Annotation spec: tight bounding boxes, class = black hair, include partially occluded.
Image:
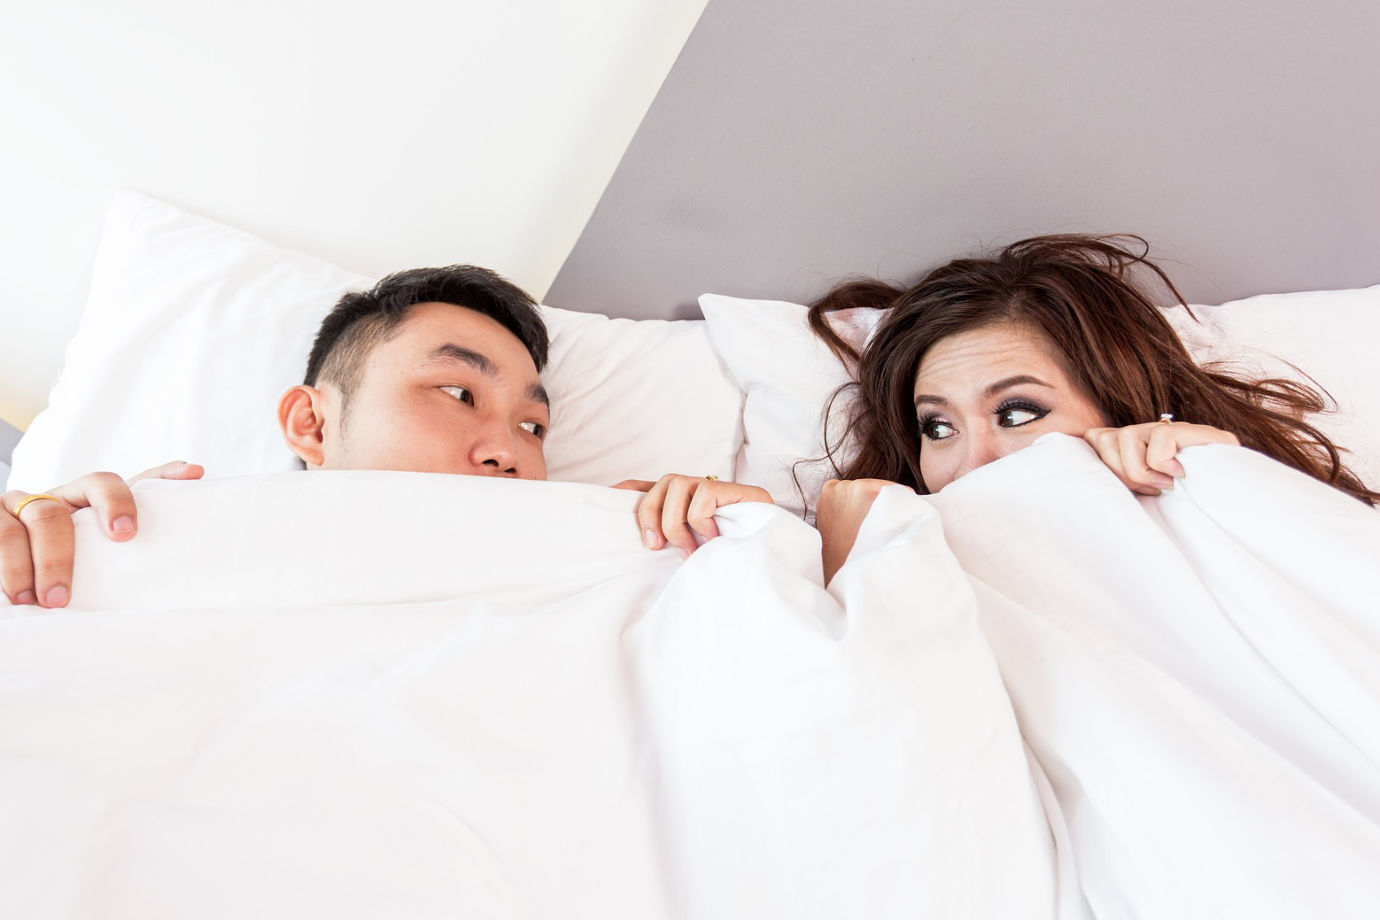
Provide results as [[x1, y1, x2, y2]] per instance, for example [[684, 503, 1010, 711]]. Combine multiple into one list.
[[304, 264, 549, 400]]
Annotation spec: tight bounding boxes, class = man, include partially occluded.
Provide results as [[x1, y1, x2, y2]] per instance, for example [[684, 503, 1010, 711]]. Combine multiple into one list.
[[1, 266, 769, 608]]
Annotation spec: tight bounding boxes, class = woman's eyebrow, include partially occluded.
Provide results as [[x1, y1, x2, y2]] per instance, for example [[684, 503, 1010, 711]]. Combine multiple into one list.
[[914, 375, 1054, 408], [985, 375, 1053, 397]]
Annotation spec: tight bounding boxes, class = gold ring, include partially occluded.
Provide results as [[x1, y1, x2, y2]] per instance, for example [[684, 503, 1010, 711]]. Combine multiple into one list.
[[12, 493, 62, 518], [705, 475, 720, 481], [1158, 413, 1174, 424]]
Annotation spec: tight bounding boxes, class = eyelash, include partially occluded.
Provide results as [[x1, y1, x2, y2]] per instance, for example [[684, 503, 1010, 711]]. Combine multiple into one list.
[[441, 385, 474, 405], [994, 399, 1050, 425], [918, 399, 1051, 441], [918, 413, 954, 441]]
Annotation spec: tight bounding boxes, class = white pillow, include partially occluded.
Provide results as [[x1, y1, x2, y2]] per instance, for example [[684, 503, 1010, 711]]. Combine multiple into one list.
[[699, 293, 880, 519], [701, 286, 1380, 517], [1166, 287, 1380, 490], [9, 191, 744, 490]]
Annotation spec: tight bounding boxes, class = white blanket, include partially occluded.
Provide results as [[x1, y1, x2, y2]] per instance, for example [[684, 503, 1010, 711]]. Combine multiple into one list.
[[0, 473, 1059, 919], [915, 435, 1380, 919], [5, 441, 1376, 919]]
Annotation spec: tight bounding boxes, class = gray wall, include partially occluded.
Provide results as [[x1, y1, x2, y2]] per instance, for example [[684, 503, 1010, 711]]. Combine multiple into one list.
[[549, 0, 1380, 319]]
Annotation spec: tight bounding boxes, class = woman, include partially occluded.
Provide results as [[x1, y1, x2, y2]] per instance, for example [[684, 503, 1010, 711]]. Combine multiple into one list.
[[807, 234, 1378, 582]]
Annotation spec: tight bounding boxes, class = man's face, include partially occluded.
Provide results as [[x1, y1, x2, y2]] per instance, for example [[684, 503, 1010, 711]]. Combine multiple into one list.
[[315, 302, 549, 479]]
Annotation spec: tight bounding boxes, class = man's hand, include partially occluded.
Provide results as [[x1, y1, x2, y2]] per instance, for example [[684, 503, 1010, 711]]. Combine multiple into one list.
[[817, 478, 904, 586], [1, 461, 203, 608], [614, 474, 773, 557]]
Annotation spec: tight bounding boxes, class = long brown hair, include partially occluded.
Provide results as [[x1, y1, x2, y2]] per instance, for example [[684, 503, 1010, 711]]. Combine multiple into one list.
[[807, 234, 1378, 504]]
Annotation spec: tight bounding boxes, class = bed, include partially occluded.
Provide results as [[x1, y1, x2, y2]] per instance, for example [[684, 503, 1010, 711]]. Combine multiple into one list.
[[4, 1, 1380, 917]]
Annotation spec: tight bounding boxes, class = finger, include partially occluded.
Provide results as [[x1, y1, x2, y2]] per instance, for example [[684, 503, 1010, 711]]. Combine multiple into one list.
[[12, 497, 76, 608], [0, 497, 37, 605], [636, 477, 673, 549], [50, 472, 139, 542], [1086, 428, 1159, 496], [1144, 427, 1187, 479], [685, 483, 722, 542], [1084, 428, 1130, 485], [129, 460, 204, 484], [611, 479, 655, 492], [1116, 425, 1174, 491], [659, 477, 700, 557], [1169, 423, 1240, 450]]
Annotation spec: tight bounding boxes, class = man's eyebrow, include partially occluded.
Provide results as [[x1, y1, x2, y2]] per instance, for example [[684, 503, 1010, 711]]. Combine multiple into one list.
[[425, 343, 547, 407], [425, 344, 495, 375], [914, 375, 1053, 408]]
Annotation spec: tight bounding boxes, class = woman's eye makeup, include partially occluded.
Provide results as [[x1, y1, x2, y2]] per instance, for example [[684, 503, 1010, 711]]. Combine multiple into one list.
[[994, 399, 1049, 427], [440, 385, 474, 405], [919, 415, 957, 441], [919, 399, 1049, 440]]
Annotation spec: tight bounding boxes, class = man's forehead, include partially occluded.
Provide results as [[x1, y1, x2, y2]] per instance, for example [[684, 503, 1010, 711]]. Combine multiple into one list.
[[395, 302, 530, 358]]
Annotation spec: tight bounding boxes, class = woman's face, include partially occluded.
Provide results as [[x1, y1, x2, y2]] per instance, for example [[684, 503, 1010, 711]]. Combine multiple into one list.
[[912, 322, 1108, 491]]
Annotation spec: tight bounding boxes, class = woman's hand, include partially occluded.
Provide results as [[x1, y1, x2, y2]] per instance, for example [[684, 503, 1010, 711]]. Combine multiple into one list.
[[614, 474, 773, 557], [817, 478, 905, 585], [1082, 421, 1238, 495], [0, 460, 203, 608]]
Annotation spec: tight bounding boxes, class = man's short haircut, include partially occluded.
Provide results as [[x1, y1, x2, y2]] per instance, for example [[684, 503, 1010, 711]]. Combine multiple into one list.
[[304, 265, 550, 400]]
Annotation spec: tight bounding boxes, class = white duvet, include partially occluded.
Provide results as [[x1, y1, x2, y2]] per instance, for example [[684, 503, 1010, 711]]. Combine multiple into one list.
[[2, 436, 1377, 919], [923, 435, 1380, 919], [0, 472, 1057, 919]]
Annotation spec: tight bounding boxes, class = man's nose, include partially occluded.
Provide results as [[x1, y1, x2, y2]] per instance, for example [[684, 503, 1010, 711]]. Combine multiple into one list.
[[470, 419, 520, 476]]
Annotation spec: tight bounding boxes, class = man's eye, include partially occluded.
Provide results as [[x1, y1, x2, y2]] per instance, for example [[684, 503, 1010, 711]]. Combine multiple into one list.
[[441, 386, 473, 405], [920, 417, 956, 441], [995, 401, 1049, 428], [519, 420, 547, 439]]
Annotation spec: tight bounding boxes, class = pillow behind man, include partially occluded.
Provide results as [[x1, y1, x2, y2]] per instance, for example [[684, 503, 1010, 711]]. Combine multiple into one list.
[[8, 190, 745, 491]]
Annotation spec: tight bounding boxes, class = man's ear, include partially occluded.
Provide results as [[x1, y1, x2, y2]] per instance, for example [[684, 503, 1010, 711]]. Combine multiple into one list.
[[278, 385, 330, 468]]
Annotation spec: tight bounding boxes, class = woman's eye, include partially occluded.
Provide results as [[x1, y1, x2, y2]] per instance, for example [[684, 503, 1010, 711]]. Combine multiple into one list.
[[920, 417, 956, 441], [441, 385, 473, 405], [996, 403, 1048, 427], [519, 420, 547, 439]]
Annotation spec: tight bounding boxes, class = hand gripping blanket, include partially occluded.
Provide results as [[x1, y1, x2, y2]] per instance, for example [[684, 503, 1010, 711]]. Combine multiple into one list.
[[0, 473, 1061, 920], [911, 434, 1380, 919]]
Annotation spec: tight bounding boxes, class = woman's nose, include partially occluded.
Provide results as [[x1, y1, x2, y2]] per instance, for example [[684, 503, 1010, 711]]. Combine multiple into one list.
[[955, 426, 1004, 480]]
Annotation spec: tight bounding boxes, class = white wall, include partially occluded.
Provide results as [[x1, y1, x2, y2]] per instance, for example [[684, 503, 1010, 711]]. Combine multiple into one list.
[[0, 0, 707, 429]]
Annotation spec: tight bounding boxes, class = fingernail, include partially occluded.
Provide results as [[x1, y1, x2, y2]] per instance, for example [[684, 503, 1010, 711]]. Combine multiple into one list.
[[112, 515, 135, 534], [643, 529, 658, 549], [16, 590, 36, 606], [44, 586, 69, 607]]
